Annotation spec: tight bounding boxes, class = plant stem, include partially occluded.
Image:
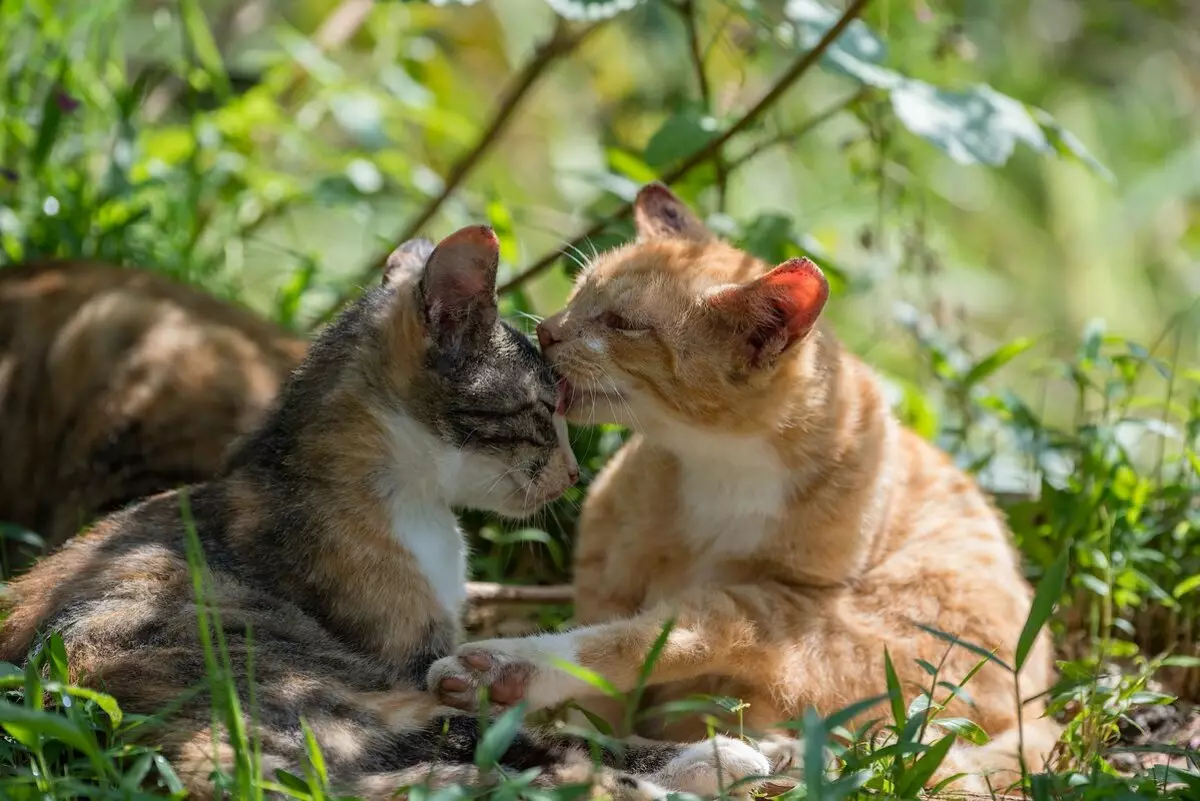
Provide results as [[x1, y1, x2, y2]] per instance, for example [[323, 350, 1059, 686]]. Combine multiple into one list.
[[499, 0, 874, 295], [675, 0, 728, 209], [313, 18, 604, 327]]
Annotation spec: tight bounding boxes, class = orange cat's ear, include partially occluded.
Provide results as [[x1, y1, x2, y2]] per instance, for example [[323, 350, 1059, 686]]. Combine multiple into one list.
[[383, 237, 435, 286], [633, 183, 713, 242], [418, 226, 500, 357], [707, 257, 829, 367]]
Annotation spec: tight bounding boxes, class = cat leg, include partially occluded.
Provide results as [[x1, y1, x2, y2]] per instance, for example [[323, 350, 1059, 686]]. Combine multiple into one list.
[[428, 583, 794, 711]]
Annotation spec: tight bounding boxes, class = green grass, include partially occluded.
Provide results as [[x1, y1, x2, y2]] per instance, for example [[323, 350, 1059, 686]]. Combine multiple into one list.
[[2, 0, 1199, 798]]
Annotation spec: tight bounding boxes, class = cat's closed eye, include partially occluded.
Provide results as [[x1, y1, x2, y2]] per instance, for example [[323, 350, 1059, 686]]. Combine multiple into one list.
[[599, 310, 647, 334]]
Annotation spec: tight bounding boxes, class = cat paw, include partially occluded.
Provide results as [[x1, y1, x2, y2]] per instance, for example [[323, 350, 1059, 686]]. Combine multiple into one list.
[[426, 646, 536, 711], [653, 736, 772, 797], [758, 734, 803, 776]]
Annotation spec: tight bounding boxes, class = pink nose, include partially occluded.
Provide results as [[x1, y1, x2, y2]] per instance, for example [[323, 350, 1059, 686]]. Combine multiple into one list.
[[567, 464, 580, 485], [536, 321, 559, 352]]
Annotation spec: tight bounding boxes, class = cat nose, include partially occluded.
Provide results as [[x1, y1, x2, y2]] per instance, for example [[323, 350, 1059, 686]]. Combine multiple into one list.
[[567, 464, 580, 484], [536, 320, 560, 351]]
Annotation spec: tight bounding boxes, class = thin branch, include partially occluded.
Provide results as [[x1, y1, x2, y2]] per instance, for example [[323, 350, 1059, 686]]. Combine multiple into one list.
[[500, 0, 874, 295], [723, 87, 870, 173], [313, 18, 604, 326], [466, 582, 573, 605], [675, 0, 729, 209]]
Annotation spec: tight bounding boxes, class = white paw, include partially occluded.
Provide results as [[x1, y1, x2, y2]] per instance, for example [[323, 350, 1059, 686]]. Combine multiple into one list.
[[654, 736, 772, 797], [758, 734, 803, 776], [426, 645, 537, 712]]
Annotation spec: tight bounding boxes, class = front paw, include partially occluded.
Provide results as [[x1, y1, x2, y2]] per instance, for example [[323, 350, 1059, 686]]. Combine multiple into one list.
[[654, 735, 772, 797], [426, 646, 536, 711]]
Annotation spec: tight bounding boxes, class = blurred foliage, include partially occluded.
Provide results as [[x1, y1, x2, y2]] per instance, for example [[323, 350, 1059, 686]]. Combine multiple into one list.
[[1, 0, 1199, 796]]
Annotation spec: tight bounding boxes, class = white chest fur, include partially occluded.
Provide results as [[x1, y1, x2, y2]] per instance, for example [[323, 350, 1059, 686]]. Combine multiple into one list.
[[671, 432, 791, 557], [388, 497, 467, 619]]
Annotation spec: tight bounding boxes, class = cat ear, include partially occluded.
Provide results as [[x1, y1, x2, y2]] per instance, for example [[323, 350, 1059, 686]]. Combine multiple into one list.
[[383, 237, 435, 286], [418, 226, 500, 355], [633, 183, 713, 242], [706, 257, 829, 367]]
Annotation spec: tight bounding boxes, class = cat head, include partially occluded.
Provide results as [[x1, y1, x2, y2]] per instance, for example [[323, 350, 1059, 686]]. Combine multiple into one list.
[[293, 225, 577, 518], [536, 184, 829, 437]]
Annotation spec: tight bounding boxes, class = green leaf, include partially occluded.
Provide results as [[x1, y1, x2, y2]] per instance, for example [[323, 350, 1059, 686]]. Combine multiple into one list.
[[32, 63, 69, 171], [962, 338, 1036, 387], [784, 0, 1108, 175], [548, 657, 622, 699], [47, 633, 69, 684], [566, 702, 614, 737], [302, 717, 329, 789], [929, 717, 989, 745], [1173, 574, 1200, 599], [42, 682, 123, 729], [543, 0, 645, 22], [822, 693, 890, 733], [1015, 546, 1069, 672], [897, 733, 956, 796], [0, 699, 93, 752], [883, 648, 906, 727], [740, 213, 796, 264], [179, 0, 231, 98], [644, 110, 719, 169], [915, 623, 1013, 673], [475, 704, 526, 768], [802, 706, 827, 795]]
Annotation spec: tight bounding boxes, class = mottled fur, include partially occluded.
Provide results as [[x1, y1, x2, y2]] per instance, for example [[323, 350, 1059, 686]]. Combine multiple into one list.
[[0, 227, 782, 799], [427, 188, 1061, 793], [0, 260, 305, 569]]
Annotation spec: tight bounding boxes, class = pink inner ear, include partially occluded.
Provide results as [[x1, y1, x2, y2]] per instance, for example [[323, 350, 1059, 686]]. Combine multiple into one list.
[[761, 257, 829, 338]]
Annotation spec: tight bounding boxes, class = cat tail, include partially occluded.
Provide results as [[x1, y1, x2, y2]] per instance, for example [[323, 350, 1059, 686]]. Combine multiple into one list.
[[935, 720, 1061, 796]]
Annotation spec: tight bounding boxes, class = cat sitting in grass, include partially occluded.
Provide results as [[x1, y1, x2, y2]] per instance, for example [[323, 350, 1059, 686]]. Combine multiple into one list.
[[0, 225, 789, 799]]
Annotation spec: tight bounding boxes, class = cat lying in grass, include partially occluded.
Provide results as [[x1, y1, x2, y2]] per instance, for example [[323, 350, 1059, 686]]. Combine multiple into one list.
[[0, 226, 790, 799]]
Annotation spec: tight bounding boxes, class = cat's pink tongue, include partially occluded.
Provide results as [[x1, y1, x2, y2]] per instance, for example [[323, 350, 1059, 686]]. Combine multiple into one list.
[[555, 378, 574, 416]]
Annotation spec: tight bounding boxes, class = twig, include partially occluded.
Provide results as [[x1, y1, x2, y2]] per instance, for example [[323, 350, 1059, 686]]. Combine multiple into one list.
[[674, 0, 728, 208], [313, 18, 605, 326], [723, 87, 870, 172], [466, 582, 573, 605], [499, 0, 874, 295]]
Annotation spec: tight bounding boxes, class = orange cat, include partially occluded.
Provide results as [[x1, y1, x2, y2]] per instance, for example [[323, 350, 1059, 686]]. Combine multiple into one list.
[[427, 184, 1060, 792]]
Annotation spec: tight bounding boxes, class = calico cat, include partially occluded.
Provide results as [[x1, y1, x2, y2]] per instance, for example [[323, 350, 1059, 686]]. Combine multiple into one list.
[[0, 226, 787, 799], [0, 260, 305, 571], [425, 187, 1061, 792]]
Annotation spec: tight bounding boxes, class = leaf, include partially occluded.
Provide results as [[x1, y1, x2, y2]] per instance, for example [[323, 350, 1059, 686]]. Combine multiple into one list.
[[179, 0, 231, 98], [32, 63, 69, 171], [740, 213, 796, 264], [1015, 547, 1069, 672], [918, 624, 1013, 673], [644, 110, 719, 169], [783, 0, 1109, 175], [1173, 574, 1200, 599], [822, 693, 890, 733], [802, 706, 827, 796], [897, 733, 956, 796], [883, 649, 906, 727], [962, 338, 1036, 387], [47, 633, 69, 684], [542, 0, 645, 22], [302, 717, 329, 788], [566, 702, 614, 737], [0, 699, 92, 753], [475, 704, 526, 767], [43, 682, 123, 729], [548, 657, 622, 699], [930, 717, 989, 745]]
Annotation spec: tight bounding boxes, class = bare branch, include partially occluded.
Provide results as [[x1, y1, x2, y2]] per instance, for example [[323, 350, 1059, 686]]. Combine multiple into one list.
[[466, 582, 573, 605], [499, 0, 874, 294], [723, 87, 870, 173], [313, 18, 605, 326], [675, 0, 729, 208]]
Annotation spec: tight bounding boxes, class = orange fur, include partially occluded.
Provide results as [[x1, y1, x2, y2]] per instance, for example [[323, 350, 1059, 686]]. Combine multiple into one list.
[[429, 185, 1060, 794]]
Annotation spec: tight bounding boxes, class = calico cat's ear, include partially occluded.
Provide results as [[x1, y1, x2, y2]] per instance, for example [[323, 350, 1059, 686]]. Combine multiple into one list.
[[633, 183, 713, 242], [418, 225, 500, 358], [707, 257, 829, 368], [383, 237, 436, 286]]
